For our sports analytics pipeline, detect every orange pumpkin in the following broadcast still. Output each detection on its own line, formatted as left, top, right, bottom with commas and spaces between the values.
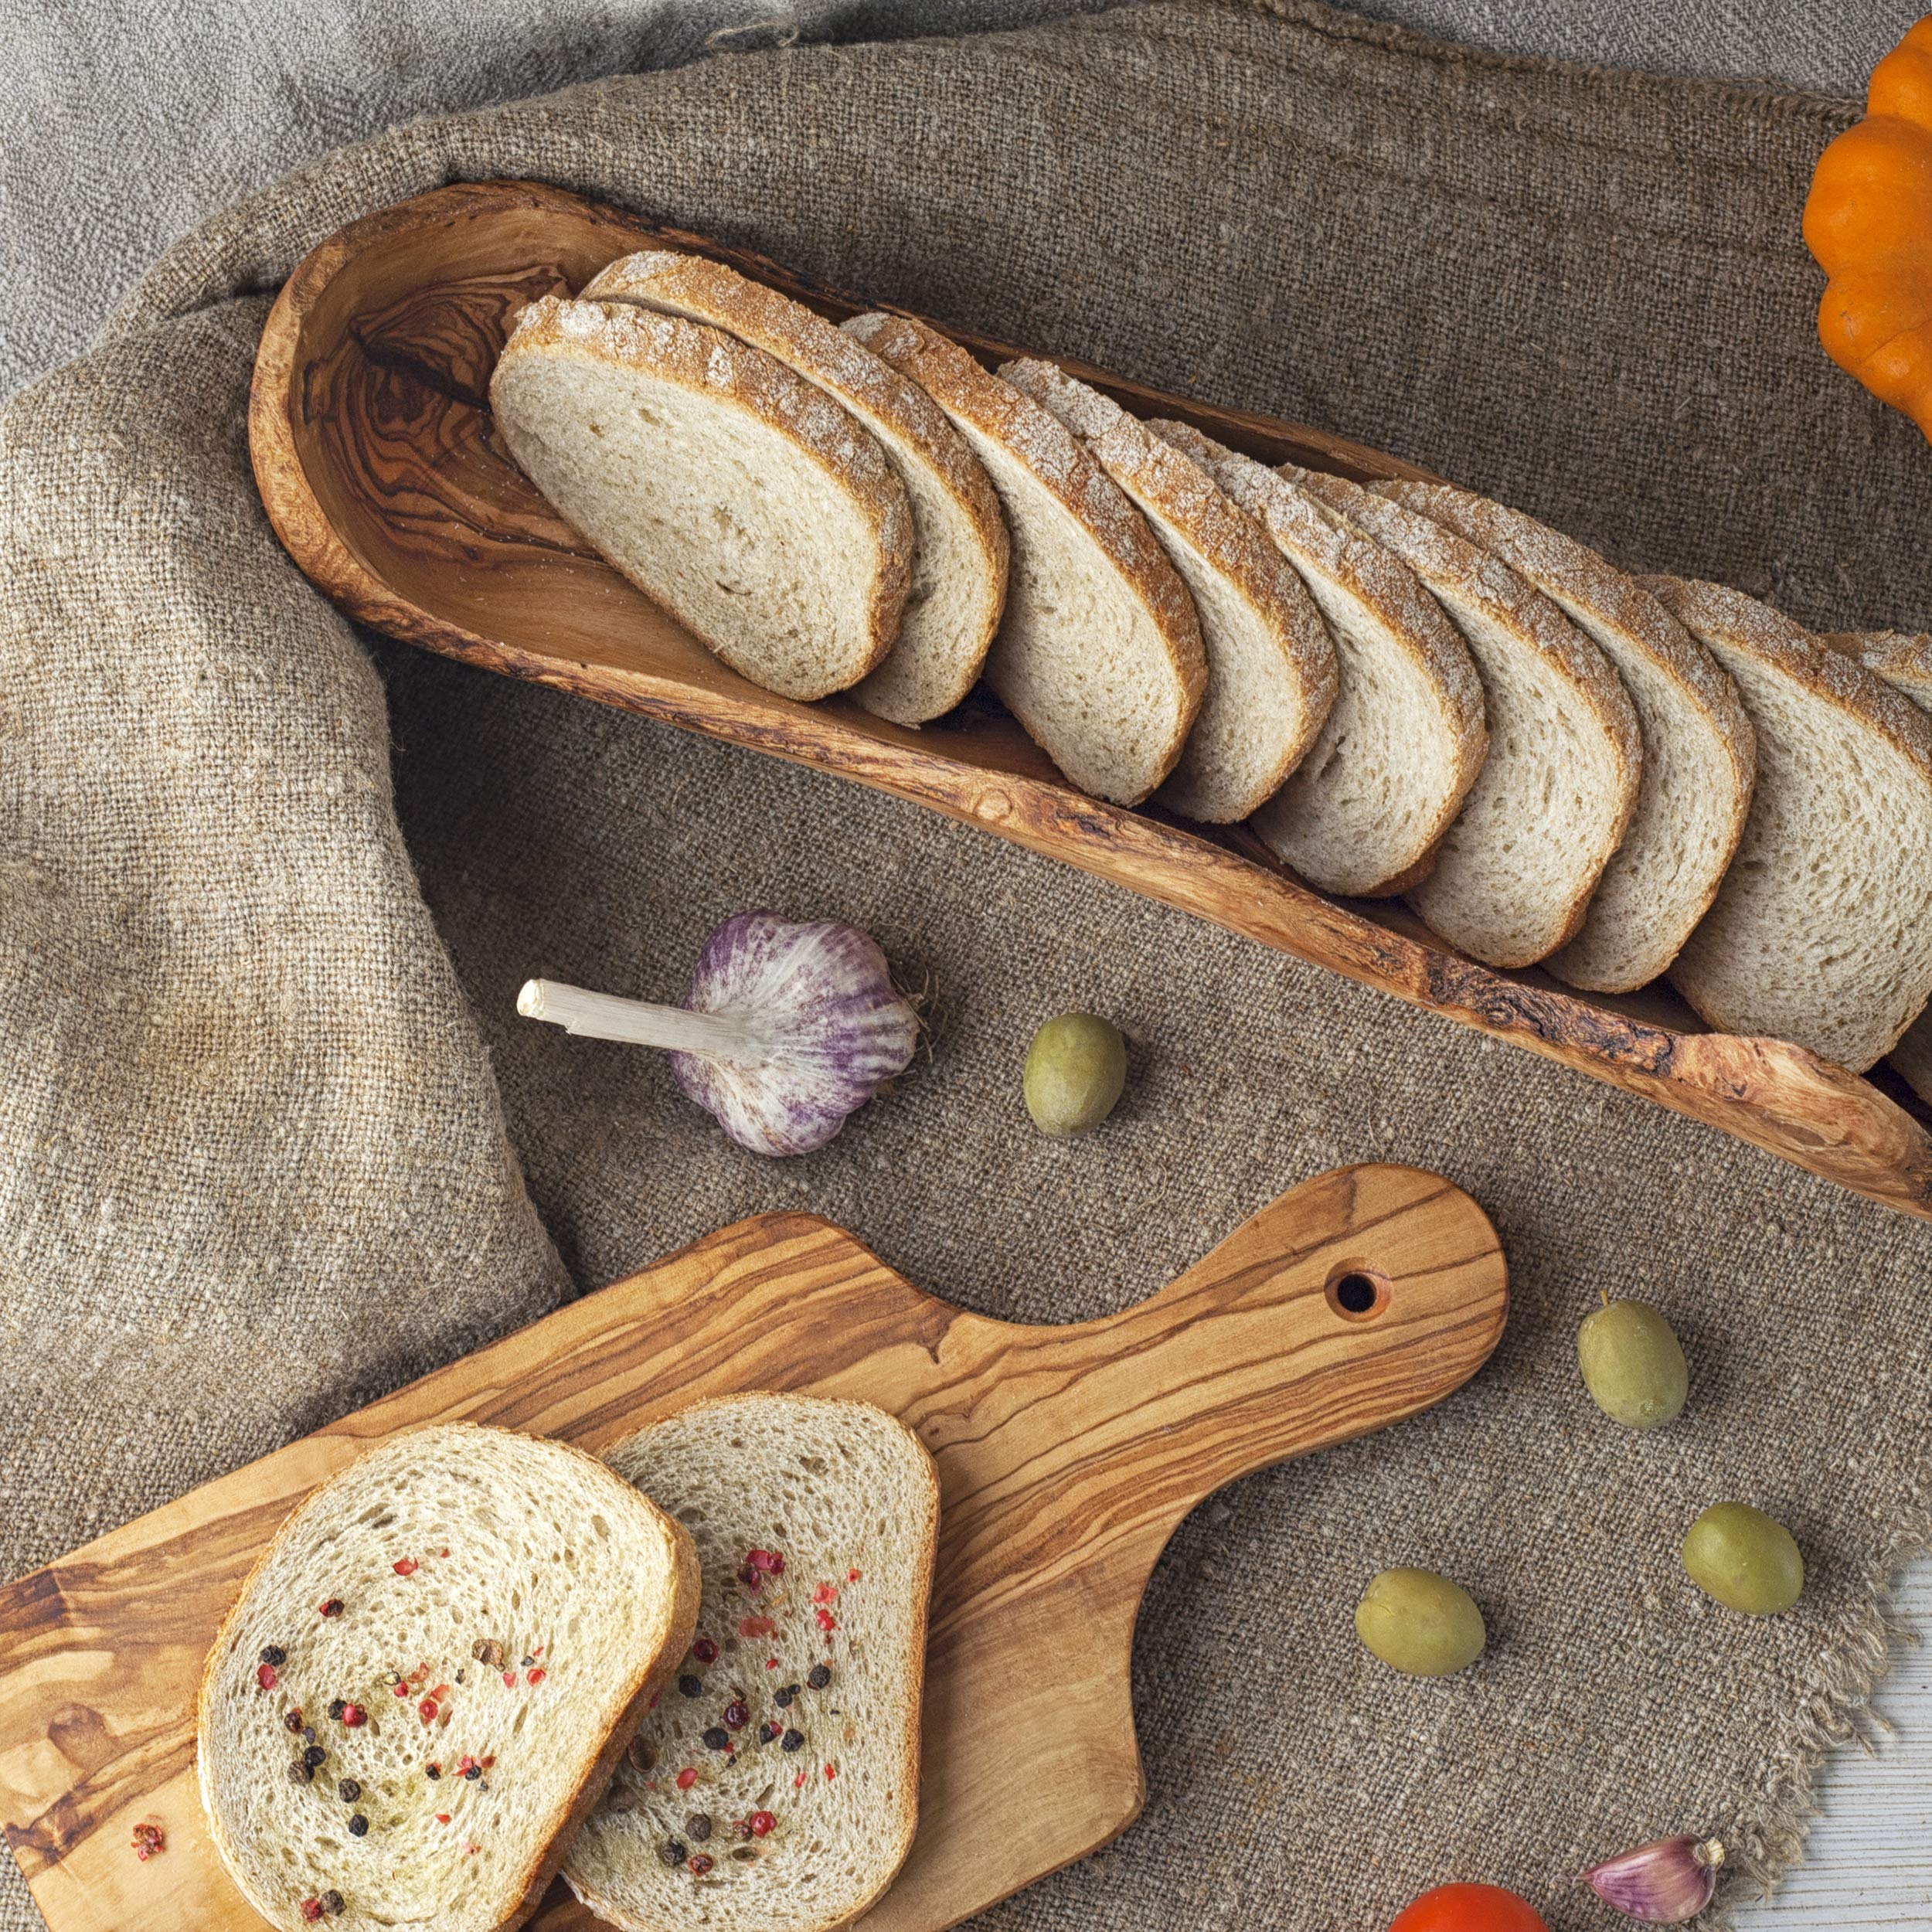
1805, 15, 1932, 438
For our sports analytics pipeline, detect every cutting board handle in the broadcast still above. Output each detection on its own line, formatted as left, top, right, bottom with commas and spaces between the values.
926, 1164, 1507, 1580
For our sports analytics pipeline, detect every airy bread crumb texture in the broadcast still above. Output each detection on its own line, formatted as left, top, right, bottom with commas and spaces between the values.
1148, 421, 1487, 893
998, 359, 1336, 823
1380, 481, 1755, 993
490, 296, 912, 702
1288, 466, 1641, 968
196, 1424, 696, 1932
843, 313, 1204, 805
565, 1394, 939, 1932
1650, 580, 1932, 1071
582, 253, 1009, 725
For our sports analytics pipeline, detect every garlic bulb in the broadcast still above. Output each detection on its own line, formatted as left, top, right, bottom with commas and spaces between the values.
518, 911, 918, 1156
1576, 1835, 1724, 1923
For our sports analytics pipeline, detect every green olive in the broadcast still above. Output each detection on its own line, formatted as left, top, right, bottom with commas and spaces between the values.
1022, 1012, 1128, 1138
1682, 1502, 1804, 1616
1354, 1567, 1487, 1676
1577, 1297, 1689, 1428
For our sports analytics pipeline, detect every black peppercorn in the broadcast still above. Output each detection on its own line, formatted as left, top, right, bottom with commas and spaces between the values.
348, 1815, 369, 1838
774, 1684, 799, 1708
426, 1764, 440, 1780
338, 1778, 361, 1802
628, 1740, 656, 1773
781, 1729, 805, 1753
283, 1710, 306, 1734
807, 1665, 832, 1689
464, 1764, 482, 1781
678, 1675, 703, 1698
659, 1840, 688, 1869
685, 1811, 713, 1842
723, 1699, 750, 1730
303, 1745, 327, 1769
319, 1598, 343, 1618
702, 1726, 730, 1751
287, 1759, 313, 1785
260, 1645, 287, 1668
327, 1699, 347, 1721
757, 1720, 782, 1744
321, 1892, 345, 1917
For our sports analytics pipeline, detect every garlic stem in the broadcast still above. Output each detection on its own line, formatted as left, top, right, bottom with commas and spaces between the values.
516, 978, 775, 1063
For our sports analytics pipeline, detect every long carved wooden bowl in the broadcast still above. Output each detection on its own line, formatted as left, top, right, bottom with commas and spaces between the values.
248, 179, 1932, 1220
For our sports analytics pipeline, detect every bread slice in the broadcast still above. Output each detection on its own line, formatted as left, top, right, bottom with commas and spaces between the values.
196, 1423, 699, 1932
1148, 422, 1487, 893
1645, 580, 1932, 1070
1285, 468, 1642, 967
842, 313, 1205, 805
994, 360, 1336, 821
491, 295, 913, 702
581, 253, 1009, 726
564, 1394, 940, 1932
1381, 483, 1755, 992
1817, 628, 1932, 1092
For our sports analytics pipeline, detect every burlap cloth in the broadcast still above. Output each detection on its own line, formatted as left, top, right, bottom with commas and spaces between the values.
4, 4, 1929, 1927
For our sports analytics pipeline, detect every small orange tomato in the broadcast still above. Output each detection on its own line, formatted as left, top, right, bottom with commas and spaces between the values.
1388, 1883, 1551, 1932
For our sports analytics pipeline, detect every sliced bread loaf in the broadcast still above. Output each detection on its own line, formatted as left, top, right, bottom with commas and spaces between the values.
1148, 421, 1487, 893
995, 359, 1336, 822
564, 1394, 940, 1932
1381, 483, 1755, 992
1819, 627, 1932, 1092
843, 313, 1205, 806
581, 253, 1009, 726
196, 1423, 699, 1932
1286, 468, 1643, 967
491, 295, 913, 702
1645, 580, 1932, 1070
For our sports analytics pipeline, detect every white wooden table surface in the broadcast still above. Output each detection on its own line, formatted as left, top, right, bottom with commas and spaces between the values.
1730, 1553, 1932, 1928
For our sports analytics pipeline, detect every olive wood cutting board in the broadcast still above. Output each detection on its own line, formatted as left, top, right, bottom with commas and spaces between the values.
247, 177, 1932, 1224
0, 1164, 1503, 1932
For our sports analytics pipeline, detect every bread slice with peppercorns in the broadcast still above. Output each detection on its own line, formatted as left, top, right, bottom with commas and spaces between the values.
564, 1393, 940, 1932
196, 1423, 699, 1932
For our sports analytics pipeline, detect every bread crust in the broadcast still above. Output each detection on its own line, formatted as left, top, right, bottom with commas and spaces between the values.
844, 313, 1206, 801
1645, 577, 1932, 1066
565, 1392, 940, 1932
1823, 626, 1932, 700
1149, 420, 1487, 891
1383, 481, 1756, 990
1293, 466, 1643, 964
998, 359, 1336, 821
195, 1422, 700, 1932
583, 254, 1009, 723
492, 296, 913, 693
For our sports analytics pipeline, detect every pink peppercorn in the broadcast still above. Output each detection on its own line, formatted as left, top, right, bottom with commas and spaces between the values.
526, 1668, 546, 1686
675, 1768, 699, 1791
256, 1663, 278, 1691
689, 1855, 715, 1876
418, 1699, 437, 1724
692, 1638, 718, 1665
503, 1671, 517, 1688
393, 1558, 419, 1577
300, 1902, 324, 1923
749, 1811, 776, 1837
341, 1704, 366, 1727
747, 1549, 784, 1575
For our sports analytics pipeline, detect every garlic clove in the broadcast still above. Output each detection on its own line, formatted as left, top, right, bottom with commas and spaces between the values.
669, 913, 918, 1156
1576, 1835, 1724, 1924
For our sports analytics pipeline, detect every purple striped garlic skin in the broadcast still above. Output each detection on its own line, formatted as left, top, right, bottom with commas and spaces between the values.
669, 911, 918, 1156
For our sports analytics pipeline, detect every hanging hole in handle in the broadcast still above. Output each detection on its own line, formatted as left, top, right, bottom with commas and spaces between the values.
1325, 1265, 1390, 1321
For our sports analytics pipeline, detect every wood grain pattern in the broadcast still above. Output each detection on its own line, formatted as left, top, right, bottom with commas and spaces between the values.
0, 1165, 1505, 1932
246, 178, 1932, 1223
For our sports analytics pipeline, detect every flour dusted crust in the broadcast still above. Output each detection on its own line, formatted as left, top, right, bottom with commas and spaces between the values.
493, 295, 913, 692
583, 254, 1009, 723
1824, 628, 1932, 709
1291, 466, 1642, 965
195, 1423, 700, 1932
997, 358, 1336, 822
1150, 420, 1488, 893
563, 1394, 940, 1932
1646, 577, 1932, 1070
845, 312, 1205, 801
1382, 481, 1755, 992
